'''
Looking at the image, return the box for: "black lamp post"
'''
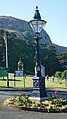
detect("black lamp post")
[29,6,47,101]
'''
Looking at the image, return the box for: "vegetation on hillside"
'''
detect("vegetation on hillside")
[0,29,67,75]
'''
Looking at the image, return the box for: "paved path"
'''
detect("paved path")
[0,90,67,119]
[0,109,67,119]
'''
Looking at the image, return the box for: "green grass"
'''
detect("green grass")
[46,77,67,90]
[0,74,67,90]
[0,74,33,88]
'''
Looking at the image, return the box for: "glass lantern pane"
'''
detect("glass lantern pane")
[29,20,46,33]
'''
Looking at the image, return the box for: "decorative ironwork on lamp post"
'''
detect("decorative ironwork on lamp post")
[29,6,47,101]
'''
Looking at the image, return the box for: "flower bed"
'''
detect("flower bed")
[3,93,67,113]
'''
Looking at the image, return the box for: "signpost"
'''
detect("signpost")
[14,70,24,88]
[14,58,25,88]
[14,70,24,77]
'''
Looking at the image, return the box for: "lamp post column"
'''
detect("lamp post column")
[35,37,41,77]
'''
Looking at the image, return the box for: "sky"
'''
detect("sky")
[0,0,67,47]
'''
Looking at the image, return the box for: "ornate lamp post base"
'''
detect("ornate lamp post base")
[29,76,47,102]
[29,96,48,102]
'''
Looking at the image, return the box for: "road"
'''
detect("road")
[0,90,67,119]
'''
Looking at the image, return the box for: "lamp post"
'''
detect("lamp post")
[29,6,47,101]
[4,30,9,87]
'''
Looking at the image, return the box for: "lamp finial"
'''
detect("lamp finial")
[36,6,38,10]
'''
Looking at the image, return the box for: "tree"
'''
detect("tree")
[61,70,67,79]
[0,29,5,67]
[41,45,62,76]
[55,71,62,78]
[57,52,67,70]
[61,70,67,87]
[55,71,62,83]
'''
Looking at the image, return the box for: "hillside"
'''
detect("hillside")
[0,16,55,47]
[0,16,67,52]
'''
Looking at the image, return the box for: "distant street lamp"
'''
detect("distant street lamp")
[29,6,47,101]
[4,30,9,87]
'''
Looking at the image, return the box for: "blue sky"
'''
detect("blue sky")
[0,0,67,47]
